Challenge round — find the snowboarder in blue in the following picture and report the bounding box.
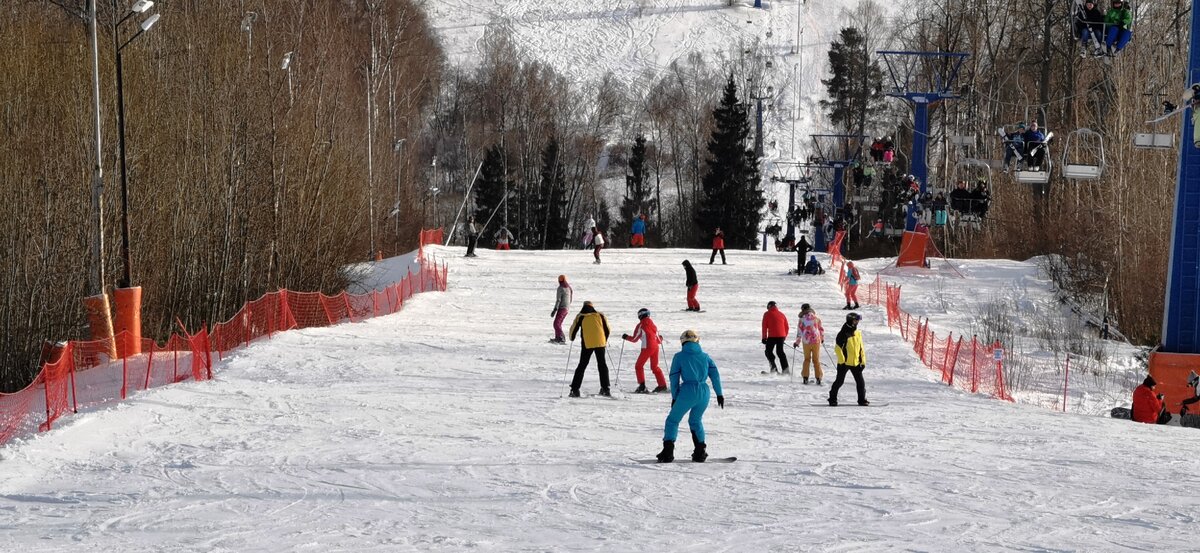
[656,329,724,463]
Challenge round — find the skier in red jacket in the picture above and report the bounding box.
[1131,375,1171,424]
[709,227,726,265]
[761,301,790,374]
[623,308,668,393]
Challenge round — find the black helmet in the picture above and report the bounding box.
[637,308,651,319]
[767,301,777,309]
[846,313,862,323]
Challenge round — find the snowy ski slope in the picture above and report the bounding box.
[1,246,1196,551]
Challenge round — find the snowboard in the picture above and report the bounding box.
[1110,407,1132,420]
[633,457,737,464]
[808,402,888,407]
[681,309,707,313]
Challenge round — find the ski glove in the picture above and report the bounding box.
[761,339,767,345]
[717,395,725,409]
[622,334,630,340]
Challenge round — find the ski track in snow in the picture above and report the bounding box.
[1,246,1197,551]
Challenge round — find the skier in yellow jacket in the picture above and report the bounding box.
[569,301,612,397]
[828,312,869,406]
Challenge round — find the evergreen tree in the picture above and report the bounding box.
[617,135,653,246]
[535,138,570,249]
[473,145,509,243]
[820,27,886,138]
[695,76,764,249]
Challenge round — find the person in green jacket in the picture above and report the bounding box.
[1103,0,1133,56]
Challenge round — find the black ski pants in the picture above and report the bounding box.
[571,347,611,391]
[710,248,726,264]
[764,337,789,370]
[466,233,479,256]
[829,364,867,404]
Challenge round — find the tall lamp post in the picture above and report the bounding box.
[84,0,118,358]
[111,0,160,357]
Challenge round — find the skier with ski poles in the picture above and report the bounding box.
[568,301,612,397]
[792,303,825,385]
[622,308,668,393]
[656,329,724,463]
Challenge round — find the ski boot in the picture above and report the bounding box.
[858,399,870,406]
[803,377,810,385]
[656,440,675,463]
[828,397,838,407]
[598,388,611,397]
[691,432,707,463]
[762,361,778,375]
[816,378,822,385]
[568,388,581,398]
[843,303,852,310]
[652,385,669,393]
[781,367,790,375]
[853,303,860,309]
[634,384,649,394]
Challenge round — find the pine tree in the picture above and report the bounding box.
[473,145,509,243]
[534,138,570,249]
[820,27,885,138]
[695,76,764,249]
[617,135,653,246]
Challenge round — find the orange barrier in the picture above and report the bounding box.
[0,229,447,446]
[83,293,118,359]
[896,231,928,268]
[113,286,143,358]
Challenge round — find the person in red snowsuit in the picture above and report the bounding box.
[761,301,790,374]
[709,227,726,265]
[623,308,668,393]
[1131,375,1171,424]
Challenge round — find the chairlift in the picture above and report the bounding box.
[1014,165,1052,185]
[1061,128,1106,180]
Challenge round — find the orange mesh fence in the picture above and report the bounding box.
[861,273,1013,403]
[0,229,447,447]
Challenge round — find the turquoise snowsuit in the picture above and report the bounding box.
[663,341,723,442]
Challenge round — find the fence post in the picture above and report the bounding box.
[143,346,155,391]
[1062,353,1071,412]
[948,336,962,386]
[68,344,78,413]
[970,336,978,394]
[244,306,252,347]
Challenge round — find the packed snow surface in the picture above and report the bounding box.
[1,245,1196,552]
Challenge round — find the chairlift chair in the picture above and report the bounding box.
[1061,128,1106,180]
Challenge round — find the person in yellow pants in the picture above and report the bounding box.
[792,304,825,385]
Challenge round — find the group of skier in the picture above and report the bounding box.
[550,254,873,462]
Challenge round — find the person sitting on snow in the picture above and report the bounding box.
[623,308,668,394]
[1181,371,1200,416]
[1131,375,1171,424]
[804,255,824,275]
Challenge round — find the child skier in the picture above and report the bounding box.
[843,261,861,310]
[568,301,612,397]
[591,227,606,264]
[656,329,724,463]
[622,308,667,393]
[792,304,825,385]
[550,275,572,344]
[630,214,647,247]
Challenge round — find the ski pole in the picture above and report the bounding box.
[790,344,797,384]
[560,339,576,397]
[613,340,626,391]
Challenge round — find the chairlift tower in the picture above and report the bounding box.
[810,134,866,251]
[877,51,969,230]
[1150,6,1200,406]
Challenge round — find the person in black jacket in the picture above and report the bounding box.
[795,234,812,274]
[682,260,701,311]
[1075,0,1106,57]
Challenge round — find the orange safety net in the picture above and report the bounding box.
[0,229,448,446]
[896,231,929,267]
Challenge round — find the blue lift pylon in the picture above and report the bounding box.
[1149,6,1200,410]
[877,51,969,230]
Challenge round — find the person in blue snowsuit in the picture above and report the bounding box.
[656,329,724,463]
